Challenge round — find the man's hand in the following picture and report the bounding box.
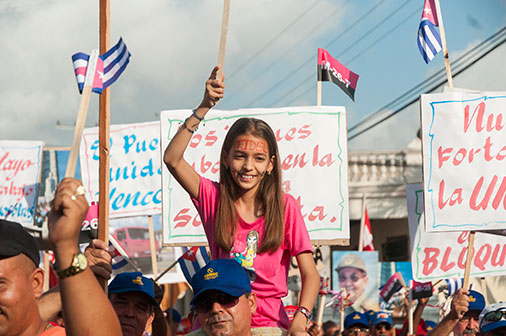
[448,288,470,320]
[48,178,89,255]
[85,239,113,280]
[199,65,225,109]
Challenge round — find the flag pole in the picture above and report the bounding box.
[317,81,322,106]
[65,50,99,178]
[408,280,414,335]
[462,232,475,290]
[358,193,366,251]
[433,0,454,91]
[155,259,178,283]
[148,215,159,278]
[316,276,329,326]
[216,0,231,80]
[98,0,111,290]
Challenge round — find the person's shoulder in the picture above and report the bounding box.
[185,329,209,336]
[282,193,298,208]
[40,325,66,336]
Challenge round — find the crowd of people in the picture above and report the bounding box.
[1,66,505,336]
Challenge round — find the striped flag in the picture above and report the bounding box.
[445,277,464,296]
[71,51,104,94]
[109,234,130,270]
[101,37,131,89]
[417,0,442,63]
[362,207,374,251]
[380,272,404,302]
[317,48,359,101]
[178,247,211,283]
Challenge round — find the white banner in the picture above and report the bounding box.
[80,121,162,218]
[161,106,350,245]
[0,141,43,230]
[420,92,506,232]
[407,183,506,281]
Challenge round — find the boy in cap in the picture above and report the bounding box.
[371,311,395,336]
[343,312,370,336]
[336,253,378,314]
[479,302,506,335]
[187,259,257,336]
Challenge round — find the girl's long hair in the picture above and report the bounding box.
[216,118,284,254]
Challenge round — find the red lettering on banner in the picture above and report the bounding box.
[438,180,463,209]
[308,206,327,221]
[205,131,218,146]
[191,155,221,174]
[474,244,492,271]
[189,134,202,148]
[440,247,455,271]
[464,102,504,133]
[458,231,469,244]
[174,208,192,228]
[274,125,313,142]
[470,176,506,211]
[491,244,506,266]
[422,248,439,275]
[0,152,34,181]
[312,145,335,167]
[281,154,308,170]
[438,146,453,168]
[458,247,473,269]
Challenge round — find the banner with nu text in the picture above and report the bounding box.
[80,121,162,218]
[0,141,43,230]
[160,106,350,245]
[407,183,506,281]
[421,92,506,232]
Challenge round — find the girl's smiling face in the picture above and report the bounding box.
[225,134,273,194]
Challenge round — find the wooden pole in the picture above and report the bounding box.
[43,252,50,292]
[462,232,475,290]
[316,276,329,326]
[358,193,366,251]
[317,81,322,106]
[98,0,111,290]
[339,290,345,334]
[155,259,178,282]
[148,215,159,277]
[433,0,454,91]
[408,280,413,336]
[216,0,231,80]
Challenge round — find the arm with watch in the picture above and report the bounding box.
[47,178,122,336]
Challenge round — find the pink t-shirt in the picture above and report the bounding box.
[191,176,313,328]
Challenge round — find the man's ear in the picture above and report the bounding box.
[248,293,257,314]
[31,267,45,299]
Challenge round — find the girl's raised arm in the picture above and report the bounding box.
[163,66,224,199]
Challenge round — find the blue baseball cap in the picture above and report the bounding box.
[164,308,181,323]
[344,312,369,329]
[480,302,506,332]
[468,290,485,312]
[425,320,437,331]
[109,272,158,306]
[190,259,251,305]
[365,310,376,324]
[371,311,393,326]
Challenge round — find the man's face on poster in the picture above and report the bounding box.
[338,267,368,302]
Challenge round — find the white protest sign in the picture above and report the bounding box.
[80,121,162,218]
[407,183,506,281]
[160,106,350,245]
[0,141,43,230]
[420,92,506,232]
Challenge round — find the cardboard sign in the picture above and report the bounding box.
[407,183,506,281]
[80,121,162,218]
[420,92,506,232]
[0,141,43,230]
[160,106,350,245]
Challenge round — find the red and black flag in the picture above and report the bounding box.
[412,280,433,300]
[380,272,404,302]
[317,48,359,101]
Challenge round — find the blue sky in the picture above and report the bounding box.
[0,0,504,150]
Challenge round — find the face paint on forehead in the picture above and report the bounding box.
[234,139,268,154]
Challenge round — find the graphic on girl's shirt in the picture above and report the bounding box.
[231,230,259,282]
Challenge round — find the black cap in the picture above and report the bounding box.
[0,219,40,266]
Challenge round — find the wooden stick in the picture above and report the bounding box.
[216,0,231,79]
[148,215,159,278]
[98,0,111,291]
[65,50,99,178]
[408,280,413,336]
[316,276,329,326]
[317,81,322,106]
[462,231,475,290]
[339,289,345,334]
[434,0,454,92]
[155,259,178,282]
[43,252,50,292]
[358,193,367,251]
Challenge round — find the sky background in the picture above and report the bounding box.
[1,0,505,150]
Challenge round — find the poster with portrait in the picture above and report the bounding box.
[332,251,379,314]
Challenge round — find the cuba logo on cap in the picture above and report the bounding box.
[378,313,388,319]
[132,276,144,286]
[469,295,476,302]
[204,268,218,281]
[353,314,361,320]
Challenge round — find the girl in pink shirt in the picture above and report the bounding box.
[164,66,319,335]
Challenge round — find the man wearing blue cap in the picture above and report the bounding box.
[370,311,395,336]
[343,312,370,336]
[479,302,506,335]
[187,259,257,336]
[108,271,168,336]
[428,289,485,336]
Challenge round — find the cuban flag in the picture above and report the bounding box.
[445,277,464,296]
[109,234,130,270]
[71,51,104,94]
[101,37,131,89]
[417,0,442,63]
[178,247,211,283]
